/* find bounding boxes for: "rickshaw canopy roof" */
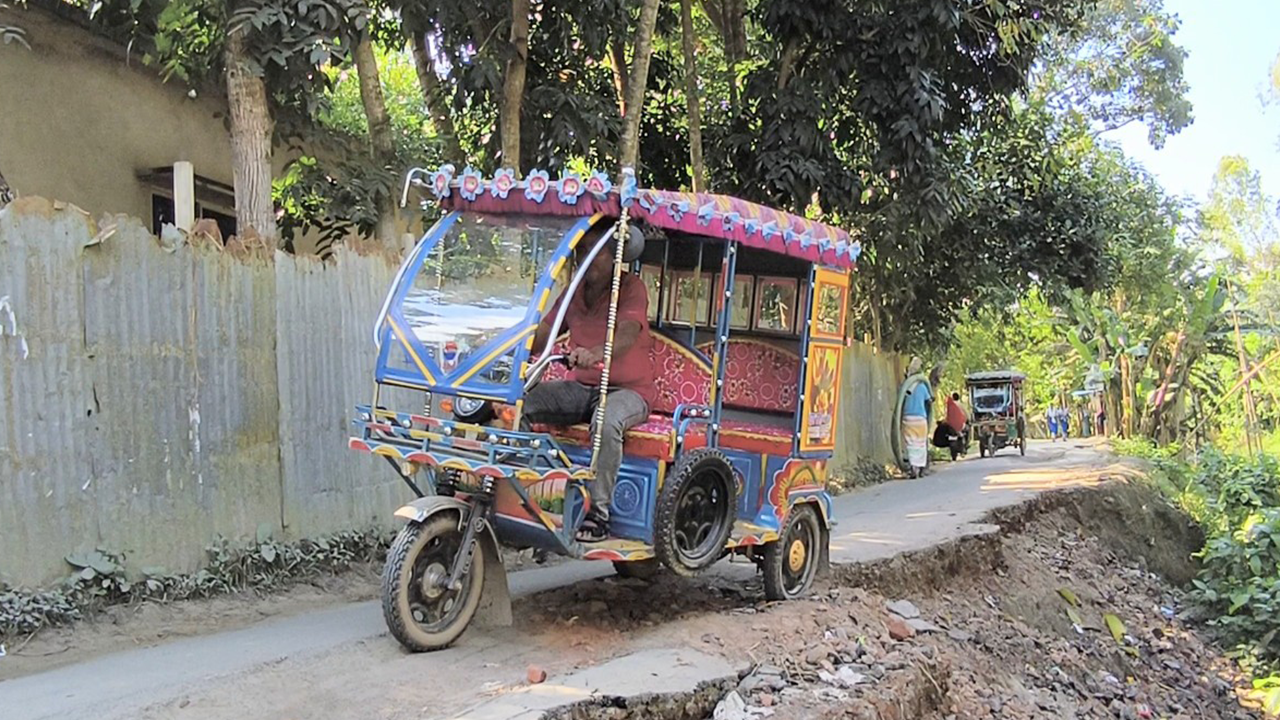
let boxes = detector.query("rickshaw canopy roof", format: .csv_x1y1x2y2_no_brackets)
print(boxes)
421,165,860,272
965,370,1027,385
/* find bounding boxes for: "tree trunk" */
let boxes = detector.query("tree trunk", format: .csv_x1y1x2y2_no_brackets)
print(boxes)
679,0,706,191
223,28,278,242
501,0,531,173
353,33,400,246
619,0,663,170
608,39,630,117
354,35,395,162
777,38,801,91
1228,284,1260,454
409,31,464,162
1144,331,1185,438
1119,353,1135,438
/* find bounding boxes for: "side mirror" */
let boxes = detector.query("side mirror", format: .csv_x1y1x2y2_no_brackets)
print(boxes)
621,224,645,263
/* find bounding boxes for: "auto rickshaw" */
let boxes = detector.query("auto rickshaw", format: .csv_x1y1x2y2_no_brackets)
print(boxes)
965,370,1027,457
349,165,860,651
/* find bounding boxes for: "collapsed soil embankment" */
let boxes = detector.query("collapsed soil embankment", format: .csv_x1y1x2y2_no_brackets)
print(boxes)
535,481,1256,720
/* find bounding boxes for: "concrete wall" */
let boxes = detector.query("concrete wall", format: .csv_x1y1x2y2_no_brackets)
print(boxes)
0,198,905,587
0,7,244,223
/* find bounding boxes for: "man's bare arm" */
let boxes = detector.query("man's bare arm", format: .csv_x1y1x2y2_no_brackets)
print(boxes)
610,319,642,357
531,314,555,357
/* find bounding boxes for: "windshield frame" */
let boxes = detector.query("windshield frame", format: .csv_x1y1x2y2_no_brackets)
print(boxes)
374,210,601,401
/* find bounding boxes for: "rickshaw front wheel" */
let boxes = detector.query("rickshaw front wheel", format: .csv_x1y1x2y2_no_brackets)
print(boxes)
763,504,823,601
381,514,484,652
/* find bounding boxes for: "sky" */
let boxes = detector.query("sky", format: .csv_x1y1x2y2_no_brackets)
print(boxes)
1105,0,1280,206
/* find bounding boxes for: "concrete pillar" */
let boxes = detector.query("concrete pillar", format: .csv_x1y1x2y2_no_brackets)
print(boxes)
173,161,195,231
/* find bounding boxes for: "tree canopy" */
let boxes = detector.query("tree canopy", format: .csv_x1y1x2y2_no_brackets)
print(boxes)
20,0,1210,359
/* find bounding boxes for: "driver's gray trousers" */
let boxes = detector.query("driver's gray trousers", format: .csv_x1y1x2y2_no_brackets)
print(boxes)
519,382,649,520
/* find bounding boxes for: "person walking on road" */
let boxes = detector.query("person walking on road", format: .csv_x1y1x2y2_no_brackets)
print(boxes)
902,374,933,478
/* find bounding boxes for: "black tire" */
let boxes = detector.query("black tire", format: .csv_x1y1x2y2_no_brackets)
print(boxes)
381,513,484,652
452,397,495,424
950,445,960,462
763,504,823,601
613,558,661,581
655,448,738,577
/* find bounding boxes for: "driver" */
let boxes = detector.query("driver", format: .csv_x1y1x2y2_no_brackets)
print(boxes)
944,392,967,435
524,220,655,542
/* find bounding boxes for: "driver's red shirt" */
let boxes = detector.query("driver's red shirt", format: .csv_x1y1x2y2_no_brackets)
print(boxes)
554,273,656,408
945,397,967,432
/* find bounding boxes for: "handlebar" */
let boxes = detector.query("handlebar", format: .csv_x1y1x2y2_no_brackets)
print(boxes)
523,354,569,392
522,353,607,393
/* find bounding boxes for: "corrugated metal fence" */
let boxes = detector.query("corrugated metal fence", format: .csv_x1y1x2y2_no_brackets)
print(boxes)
0,199,903,587
832,341,908,475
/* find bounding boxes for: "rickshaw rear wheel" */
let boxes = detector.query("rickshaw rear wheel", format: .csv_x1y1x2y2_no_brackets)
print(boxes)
613,558,661,581
381,513,484,652
655,448,738,577
763,504,823,601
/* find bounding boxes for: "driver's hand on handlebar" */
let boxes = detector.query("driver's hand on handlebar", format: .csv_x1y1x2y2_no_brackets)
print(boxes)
567,346,603,369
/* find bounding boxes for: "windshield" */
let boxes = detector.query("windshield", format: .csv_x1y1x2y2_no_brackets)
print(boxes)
401,213,576,384
972,387,1010,413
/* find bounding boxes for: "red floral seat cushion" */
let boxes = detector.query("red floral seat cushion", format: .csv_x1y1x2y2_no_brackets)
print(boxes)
721,419,793,455
650,335,712,414
697,339,801,414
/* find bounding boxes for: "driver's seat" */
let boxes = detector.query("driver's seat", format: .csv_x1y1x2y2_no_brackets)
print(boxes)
529,332,712,461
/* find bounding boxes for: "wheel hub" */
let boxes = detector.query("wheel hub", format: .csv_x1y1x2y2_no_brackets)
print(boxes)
419,562,448,600
787,538,807,573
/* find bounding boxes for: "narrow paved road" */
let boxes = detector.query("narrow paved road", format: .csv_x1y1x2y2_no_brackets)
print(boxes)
0,440,1120,720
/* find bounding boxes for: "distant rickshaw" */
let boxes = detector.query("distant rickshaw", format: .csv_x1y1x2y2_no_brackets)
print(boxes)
965,370,1026,457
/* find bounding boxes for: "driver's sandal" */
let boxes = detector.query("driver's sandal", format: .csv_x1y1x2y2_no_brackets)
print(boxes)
576,511,609,543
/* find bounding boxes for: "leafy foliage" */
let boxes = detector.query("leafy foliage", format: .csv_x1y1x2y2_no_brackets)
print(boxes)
1036,0,1192,147
1131,448,1280,668
66,0,1202,348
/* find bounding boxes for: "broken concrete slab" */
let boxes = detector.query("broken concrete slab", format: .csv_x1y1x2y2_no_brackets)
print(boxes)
449,648,736,720
906,617,940,633
885,600,920,619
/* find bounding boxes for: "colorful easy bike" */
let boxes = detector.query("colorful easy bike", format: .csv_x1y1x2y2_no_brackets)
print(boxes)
350,165,860,651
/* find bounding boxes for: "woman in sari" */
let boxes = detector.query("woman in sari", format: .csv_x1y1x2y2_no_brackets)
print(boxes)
901,360,933,477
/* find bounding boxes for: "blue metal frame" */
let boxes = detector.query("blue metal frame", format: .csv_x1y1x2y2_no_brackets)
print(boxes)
707,242,738,447
374,212,598,402
792,265,817,456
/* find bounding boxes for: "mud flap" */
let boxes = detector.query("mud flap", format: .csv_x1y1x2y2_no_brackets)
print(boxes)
474,531,513,629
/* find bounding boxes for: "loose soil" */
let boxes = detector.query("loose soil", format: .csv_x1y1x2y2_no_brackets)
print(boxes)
522,482,1260,719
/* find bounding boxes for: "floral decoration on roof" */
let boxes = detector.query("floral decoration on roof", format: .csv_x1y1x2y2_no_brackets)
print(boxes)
413,165,861,271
